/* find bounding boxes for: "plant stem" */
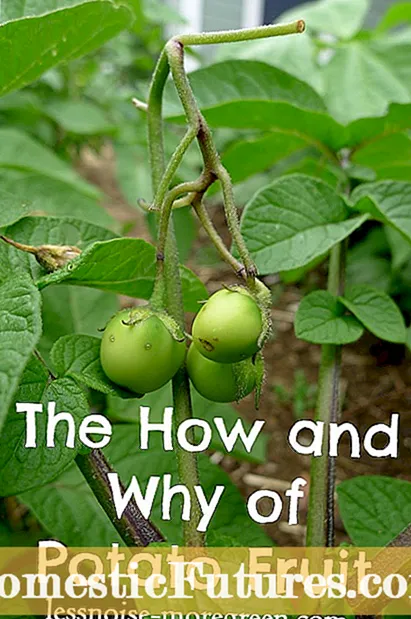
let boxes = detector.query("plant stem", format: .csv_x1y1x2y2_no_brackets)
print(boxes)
76,451,164,546
147,41,204,546
176,21,305,45
147,48,169,192
153,21,305,291
157,174,215,260
151,173,215,311
151,126,198,212
172,368,204,545
0,235,37,254
306,242,346,547
192,195,245,277
166,40,257,282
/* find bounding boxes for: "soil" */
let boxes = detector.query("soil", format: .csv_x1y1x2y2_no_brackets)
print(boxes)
80,145,411,547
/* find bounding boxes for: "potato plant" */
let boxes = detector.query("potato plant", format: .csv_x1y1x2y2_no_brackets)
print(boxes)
0,0,411,557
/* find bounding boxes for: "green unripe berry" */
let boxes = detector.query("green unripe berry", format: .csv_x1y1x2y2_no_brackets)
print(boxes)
100,309,185,394
192,287,263,363
187,344,256,403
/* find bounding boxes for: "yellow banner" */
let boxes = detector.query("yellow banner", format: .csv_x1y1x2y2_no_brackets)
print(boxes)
1,545,411,616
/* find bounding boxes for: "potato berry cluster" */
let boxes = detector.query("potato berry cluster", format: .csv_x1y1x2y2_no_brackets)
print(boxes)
100,287,265,404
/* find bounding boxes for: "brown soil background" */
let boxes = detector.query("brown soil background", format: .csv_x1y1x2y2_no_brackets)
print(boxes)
81,146,411,547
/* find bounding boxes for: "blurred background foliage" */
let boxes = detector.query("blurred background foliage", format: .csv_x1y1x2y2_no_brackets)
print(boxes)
2,0,411,326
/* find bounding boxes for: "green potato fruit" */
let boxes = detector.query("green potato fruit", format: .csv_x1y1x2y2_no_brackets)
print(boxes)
192,287,262,363
100,309,185,394
187,344,256,403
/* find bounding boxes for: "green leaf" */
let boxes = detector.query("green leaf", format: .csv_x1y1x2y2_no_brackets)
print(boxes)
8,214,115,247
280,253,327,284
45,99,116,135
240,174,368,274
114,142,153,206
0,187,32,227
38,237,208,312
337,476,411,546
0,1,131,97
0,375,89,496
385,226,411,270
352,133,411,182
38,237,156,296
0,0,95,21
0,170,114,228
346,227,393,292
51,334,135,398
39,286,119,362
108,383,268,464
295,290,364,345
347,225,389,259
164,60,341,148
351,180,411,243
282,156,343,188
346,163,377,183
406,326,411,352
346,255,392,293
0,89,42,111
0,274,42,433
180,265,208,313
0,215,116,282
20,426,272,546
376,2,411,31
165,60,411,150
118,0,143,23
216,31,323,92
0,355,49,491
143,0,185,25
339,285,406,344
173,207,196,263
322,41,410,125
370,33,411,100
280,0,370,39
0,215,119,359
146,206,197,262
348,103,411,149
0,129,100,198
219,131,309,188
19,464,123,546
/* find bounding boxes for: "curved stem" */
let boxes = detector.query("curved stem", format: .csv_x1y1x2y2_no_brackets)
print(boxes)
147,48,169,192
0,235,37,254
151,174,216,311
151,125,198,211
166,40,257,282
76,451,164,546
306,242,346,547
215,163,257,283
172,193,197,209
157,174,215,259
192,195,245,277
176,20,305,45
